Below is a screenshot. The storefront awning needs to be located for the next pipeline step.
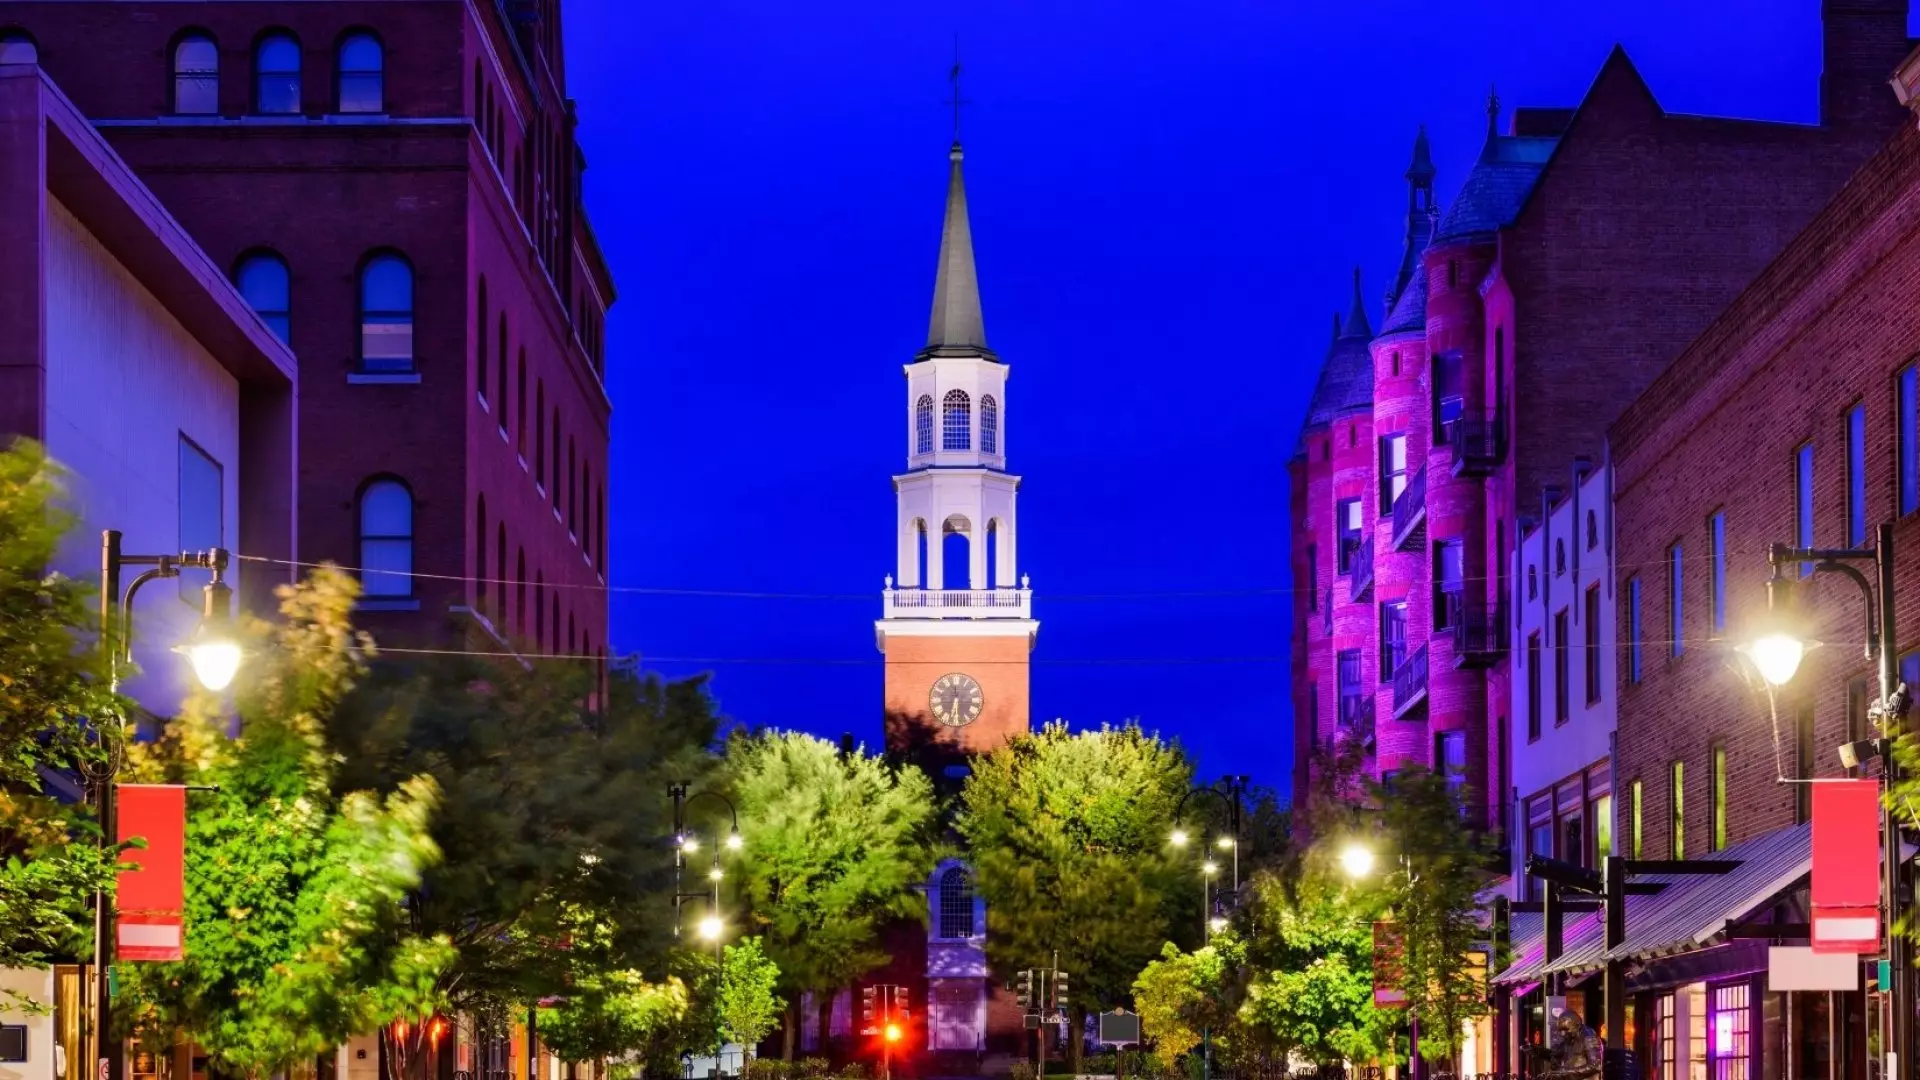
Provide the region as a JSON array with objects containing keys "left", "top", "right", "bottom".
[{"left": 1491, "top": 908, "right": 1602, "bottom": 985}]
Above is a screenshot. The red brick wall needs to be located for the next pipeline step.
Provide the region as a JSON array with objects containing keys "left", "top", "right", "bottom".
[
  {"left": 9, "top": 1, "right": 613, "bottom": 659},
  {"left": 1612, "top": 121, "right": 1920, "bottom": 855},
  {"left": 1371, "top": 330, "right": 1429, "bottom": 776},
  {"left": 883, "top": 631, "right": 1032, "bottom": 757}
]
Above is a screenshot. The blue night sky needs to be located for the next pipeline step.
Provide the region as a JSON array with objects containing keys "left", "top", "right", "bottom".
[{"left": 565, "top": 1, "right": 1880, "bottom": 797}]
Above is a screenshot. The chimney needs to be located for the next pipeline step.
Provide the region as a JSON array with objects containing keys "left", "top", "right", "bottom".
[{"left": 1823, "top": 0, "right": 1911, "bottom": 130}]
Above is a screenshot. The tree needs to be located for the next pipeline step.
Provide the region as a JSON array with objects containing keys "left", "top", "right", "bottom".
[
  {"left": 1235, "top": 857, "right": 1396, "bottom": 1066},
  {"left": 1375, "top": 767, "right": 1493, "bottom": 1067},
  {"left": 724, "top": 731, "right": 937, "bottom": 1058},
  {"left": 1132, "top": 938, "right": 1240, "bottom": 1072},
  {"left": 958, "top": 722, "right": 1194, "bottom": 1070},
  {"left": 326, "top": 659, "right": 724, "bottom": 1025},
  {"left": 0, "top": 442, "right": 127, "bottom": 1007},
  {"left": 536, "top": 970, "right": 691, "bottom": 1066},
  {"left": 717, "top": 937, "right": 782, "bottom": 1055},
  {"left": 117, "top": 569, "right": 451, "bottom": 1078}
]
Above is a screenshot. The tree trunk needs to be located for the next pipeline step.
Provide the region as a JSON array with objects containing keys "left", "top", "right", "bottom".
[
  {"left": 782, "top": 1001, "right": 798, "bottom": 1062},
  {"left": 1068, "top": 1005, "right": 1085, "bottom": 1076},
  {"left": 815, "top": 994, "right": 832, "bottom": 1060}
]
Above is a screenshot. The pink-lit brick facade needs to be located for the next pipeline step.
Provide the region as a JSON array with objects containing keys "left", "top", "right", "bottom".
[{"left": 1290, "top": 1, "right": 1912, "bottom": 856}]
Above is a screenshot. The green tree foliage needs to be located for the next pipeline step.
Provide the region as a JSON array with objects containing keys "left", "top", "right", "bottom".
[
  {"left": 117, "top": 569, "right": 450, "bottom": 1077},
  {"left": 326, "top": 659, "right": 724, "bottom": 1021},
  {"left": 536, "top": 970, "right": 691, "bottom": 1065},
  {"left": 958, "top": 723, "right": 1194, "bottom": 1034},
  {"left": 725, "top": 731, "right": 937, "bottom": 1055},
  {"left": 0, "top": 442, "right": 127, "bottom": 1005},
  {"left": 717, "top": 937, "right": 783, "bottom": 1054},
  {"left": 1235, "top": 859, "right": 1396, "bottom": 1065},
  {"left": 1132, "top": 937, "right": 1241, "bottom": 1071},
  {"left": 1374, "top": 767, "right": 1493, "bottom": 1065}
]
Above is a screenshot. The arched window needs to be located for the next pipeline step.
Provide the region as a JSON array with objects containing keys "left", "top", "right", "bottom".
[
  {"left": 535, "top": 381, "right": 546, "bottom": 487},
  {"left": 234, "top": 251, "right": 290, "bottom": 343},
  {"left": 516, "top": 348, "right": 527, "bottom": 455},
  {"left": 981, "top": 395, "right": 999, "bottom": 455},
  {"left": 1586, "top": 510, "right": 1599, "bottom": 550},
  {"left": 942, "top": 515, "right": 970, "bottom": 590},
  {"left": 495, "top": 314, "right": 509, "bottom": 424},
  {"left": 358, "top": 478, "right": 412, "bottom": 597},
  {"left": 937, "top": 867, "right": 974, "bottom": 938},
  {"left": 1555, "top": 540, "right": 1566, "bottom": 576},
  {"left": 914, "top": 394, "right": 934, "bottom": 455},
  {"left": 550, "top": 409, "right": 561, "bottom": 501},
  {"left": 584, "top": 462, "right": 595, "bottom": 564},
  {"left": 253, "top": 32, "right": 301, "bottom": 114},
  {"left": 1527, "top": 565, "right": 1538, "bottom": 600},
  {"left": 986, "top": 519, "right": 999, "bottom": 590},
  {"left": 475, "top": 494, "right": 488, "bottom": 604},
  {"left": 942, "top": 390, "right": 970, "bottom": 451},
  {"left": 172, "top": 33, "right": 219, "bottom": 115},
  {"left": 335, "top": 32, "right": 383, "bottom": 114},
  {"left": 568, "top": 438, "right": 578, "bottom": 535},
  {"left": 0, "top": 30, "right": 38, "bottom": 64},
  {"left": 915, "top": 519, "right": 929, "bottom": 588},
  {"left": 357, "top": 252, "right": 414, "bottom": 372},
  {"left": 475, "top": 276, "right": 489, "bottom": 406}
]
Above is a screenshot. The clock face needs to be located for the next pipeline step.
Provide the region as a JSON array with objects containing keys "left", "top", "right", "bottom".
[{"left": 929, "top": 673, "right": 985, "bottom": 727}]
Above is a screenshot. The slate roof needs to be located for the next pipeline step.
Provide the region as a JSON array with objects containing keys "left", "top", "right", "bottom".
[
  {"left": 1302, "top": 270, "right": 1377, "bottom": 428},
  {"left": 1433, "top": 133, "right": 1558, "bottom": 244},
  {"left": 1379, "top": 262, "right": 1429, "bottom": 336}
]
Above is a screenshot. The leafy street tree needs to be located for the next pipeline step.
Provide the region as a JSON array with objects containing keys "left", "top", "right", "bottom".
[
  {"left": 118, "top": 569, "right": 451, "bottom": 1078},
  {"left": 0, "top": 442, "right": 126, "bottom": 1007},
  {"left": 1236, "top": 858, "right": 1396, "bottom": 1065},
  {"left": 724, "top": 730, "right": 938, "bottom": 1059},
  {"left": 958, "top": 722, "right": 1194, "bottom": 1072},
  {"left": 535, "top": 969, "right": 691, "bottom": 1067},
  {"left": 717, "top": 937, "right": 783, "bottom": 1055},
  {"left": 326, "top": 658, "right": 724, "bottom": 1030},
  {"left": 1131, "top": 937, "right": 1241, "bottom": 1072},
  {"left": 1375, "top": 767, "right": 1494, "bottom": 1067}
]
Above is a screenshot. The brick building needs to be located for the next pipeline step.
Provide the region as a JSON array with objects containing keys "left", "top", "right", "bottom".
[
  {"left": 1290, "top": 1, "right": 1912, "bottom": 863},
  {"left": 1, "top": 0, "right": 615, "bottom": 665}
]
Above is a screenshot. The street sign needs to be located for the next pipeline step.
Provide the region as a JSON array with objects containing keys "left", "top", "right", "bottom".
[
  {"left": 1023, "top": 1013, "right": 1042, "bottom": 1030},
  {"left": 1097, "top": 1010, "right": 1141, "bottom": 1046}
]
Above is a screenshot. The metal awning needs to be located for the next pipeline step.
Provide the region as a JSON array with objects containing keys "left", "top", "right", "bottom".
[{"left": 1491, "top": 909, "right": 1601, "bottom": 985}]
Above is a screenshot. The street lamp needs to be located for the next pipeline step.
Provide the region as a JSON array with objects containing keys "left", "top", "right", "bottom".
[
  {"left": 697, "top": 912, "right": 724, "bottom": 942},
  {"left": 1207, "top": 915, "right": 1228, "bottom": 935},
  {"left": 1169, "top": 827, "right": 1190, "bottom": 847},
  {"left": 1339, "top": 840, "right": 1377, "bottom": 881},
  {"left": 89, "top": 531, "right": 244, "bottom": 1080},
  {"left": 669, "top": 784, "right": 743, "bottom": 953},
  {"left": 1742, "top": 528, "right": 1910, "bottom": 1076}
]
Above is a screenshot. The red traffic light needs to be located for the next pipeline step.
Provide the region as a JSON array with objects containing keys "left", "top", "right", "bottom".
[{"left": 884, "top": 1024, "right": 902, "bottom": 1043}]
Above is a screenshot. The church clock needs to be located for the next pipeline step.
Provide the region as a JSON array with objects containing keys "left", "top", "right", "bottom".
[{"left": 929, "top": 673, "right": 984, "bottom": 727}]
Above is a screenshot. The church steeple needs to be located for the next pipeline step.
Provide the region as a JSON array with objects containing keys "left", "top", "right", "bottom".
[
  {"left": 1387, "top": 127, "right": 1438, "bottom": 313},
  {"left": 923, "top": 142, "right": 994, "bottom": 360}
]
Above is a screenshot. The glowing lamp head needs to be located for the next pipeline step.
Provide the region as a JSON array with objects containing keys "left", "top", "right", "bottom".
[
  {"left": 697, "top": 913, "right": 723, "bottom": 941},
  {"left": 708, "top": 866, "right": 724, "bottom": 882},
  {"left": 681, "top": 835, "right": 700, "bottom": 854},
  {"left": 1741, "top": 632, "right": 1808, "bottom": 688},
  {"left": 177, "top": 578, "right": 243, "bottom": 691},
  {"left": 1216, "top": 836, "right": 1235, "bottom": 850},
  {"left": 1201, "top": 860, "right": 1219, "bottom": 876},
  {"left": 1339, "top": 841, "right": 1377, "bottom": 880},
  {"left": 885, "top": 1024, "right": 902, "bottom": 1043},
  {"left": 726, "top": 830, "right": 744, "bottom": 851},
  {"left": 1169, "top": 828, "right": 1189, "bottom": 848},
  {"left": 1208, "top": 916, "right": 1228, "bottom": 935}
]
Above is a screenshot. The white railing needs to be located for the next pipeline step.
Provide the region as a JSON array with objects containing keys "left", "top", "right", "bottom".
[{"left": 883, "top": 586, "right": 1033, "bottom": 620}]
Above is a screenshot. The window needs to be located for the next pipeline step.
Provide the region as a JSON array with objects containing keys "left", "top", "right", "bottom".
[
  {"left": 234, "top": 252, "right": 290, "bottom": 343},
  {"left": 1669, "top": 760, "right": 1685, "bottom": 859},
  {"left": 178, "top": 436, "right": 223, "bottom": 604},
  {"left": 172, "top": 33, "right": 219, "bottom": 115},
  {"left": 941, "top": 390, "right": 970, "bottom": 451},
  {"left": 1710, "top": 746, "right": 1727, "bottom": 851},
  {"left": 1337, "top": 649, "right": 1363, "bottom": 726},
  {"left": 1710, "top": 983, "right": 1752, "bottom": 1080},
  {"left": 0, "top": 30, "right": 37, "bottom": 64},
  {"left": 1587, "top": 510, "right": 1598, "bottom": 550},
  {"left": 1630, "top": 780, "right": 1643, "bottom": 859},
  {"left": 1435, "top": 730, "right": 1466, "bottom": 798},
  {"left": 981, "top": 395, "right": 999, "bottom": 455},
  {"left": 1794, "top": 442, "right": 1814, "bottom": 577},
  {"left": 357, "top": 252, "right": 414, "bottom": 372},
  {"left": 1900, "top": 364, "right": 1918, "bottom": 516},
  {"left": 1434, "top": 539, "right": 1462, "bottom": 629},
  {"left": 1668, "top": 543, "right": 1684, "bottom": 657},
  {"left": 1709, "top": 510, "right": 1726, "bottom": 636},
  {"left": 516, "top": 350, "right": 527, "bottom": 455},
  {"left": 1594, "top": 792, "right": 1614, "bottom": 861},
  {"left": 476, "top": 277, "right": 489, "bottom": 406},
  {"left": 1433, "top": 353, "right": 1463, "bottom": 444},
  {"left": 1381, "top": 600, "right": 1406, "bottom": 680},
  {"left": 1380, "top": 433, "right": 1408, "bottom": 509},
  {"left": 1526, "top": 632, "right": 1542, "bottom": 741},
  {"left": 1526, "top": 795, "right": 1553, "bottom": 899},
  {"left": 1446, "top": 260, "right": 1457, "bottom": 290},
  {"left": 1337, "top": 499, "right": 1362, "bottom": 573},
  {"left": 1528, "top": 564, "right": 1538, "bottom": 600},
  {"left": 336, "top": 32, "right": 383, "bottom": 114},
  {"left": 535, "top": 381, "right": 546, "bottom": 483},
  {"left": 497, "top": 315, "right": 509, "bottom": 421},
  {"left": 253, "top": 33, "right": 301, "bottom": 114},
  {"left": 1585, "top": 585, "right": 1602, "bottom": 705},
  {"left": 1846, "top": 403, "right": 1866, "bottom": 547},
  {"left": 1555, "top": 539, "right": 1566, "bottom": 577},
  {"left": 1305, "top": 545, "right": 1317, "bottom": 611},
  {"left": 1652, "top": 993, "right": 1676, "bottom": 1080},
  {"left": 1554, "top": 608, "right": 1570, "bottom": 724},
  {"left": 358, "top": 478, "right": 413, "bottom": 597},
  {"left": 1628, "top": 576, "right": 1643, "bottom": 683},
  {"left": 937, "top": 867, "right": 974, "bottom": 938}
]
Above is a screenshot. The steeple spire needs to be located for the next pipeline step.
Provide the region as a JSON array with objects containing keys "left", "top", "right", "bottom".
[
  {"left": 1340, "top": 267, "right": 1372, "bottom": 339},
  {"left": 1388, "top": 126, "right": 1438, "bottom": 311},
  {"left": 1483, "top": 84, "right": 1502, "bottom": 153},
  {"left": 1407, "top": 124, "right": 1435, "bottom": 183},
  {"left": 923, "top": 142, "right": 992, "bottom": 358}
]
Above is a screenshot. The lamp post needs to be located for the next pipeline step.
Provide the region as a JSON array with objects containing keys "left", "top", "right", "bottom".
[
  {"left": 668, "top": 783, "right": 742, "bottom": 957},
  {"left": 1742, "top": 526, "right": 1909, "bottom": 1079},
  {"left": 89, "top": 530, "right": 243, "bottom": 1080},
  {"left": 1171, "top": 776, "right": 1249, "bottom": 931},
  {"left": 1340, "top": 839, "right": 1424, "bottom": 1078}
]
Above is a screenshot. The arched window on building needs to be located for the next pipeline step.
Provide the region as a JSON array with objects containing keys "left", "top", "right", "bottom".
[
  {"left": 942, "top": 515, "right": 970, "bottom": 590},
  {"left": 253, "top": 32, "right": 301, "bottom": 114},
  {"left": 172, "top": 32, "right": 219, "bottom": 115},
  {"left": 937, "top": 867, "right": 974, "bottom": 939},
  {"left": 1587, "top": 510, "right": 1599, "bottom": 550},
  {"left": 535, "top": 380, "right": 547, "bottom": 486},
  {"left": 495, "top": 314, "right": 509, "bottom": 425},
  {"left": 915, "top": 394, "right": 934, "bottom": 455},
  {"left": 516, "top": 348, "right": 528, "bottom": 456},
  {"left": 1555, "top": 540, "right": 1567, "bottom": 577},
  {"left": 357, "top": 251, "right": 414, "bottom": 372},
  {"left": 234, "top": 251, "right": 291, "bottom": 343},
  {"left": 981, "top": 395, "right": 999, "bottom": 455},
  {"left": 335, "top": 31, "right": 383, "bottom": 114},
  {"left": 915, "top": 519, "right": 929, "bottom": 588},
  {"left": 986, "top": 520, "right": 999, "bottom": 590},
  {"left": 0, "top": 30, "right": 39, "bottom": 64},
  {"left": 357, "top": 478, "right": 413, "bottom": 597},
  {"left": 476, "top": 276, "right": 489, "bottom": 407},
  {"left": 942, "top": 390, "right": 970, "bottom": 452}
]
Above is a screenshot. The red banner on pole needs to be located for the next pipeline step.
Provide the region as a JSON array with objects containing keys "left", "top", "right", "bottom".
[
  {"left": 1812, "top": 778, "right": 1880, "bottom": 955},
  {"left": 1372, "top": 921, "right": 1407, "bottom": 1007},
  {"left": 115, "top": 784, "right": 186, "bottom": 962}
]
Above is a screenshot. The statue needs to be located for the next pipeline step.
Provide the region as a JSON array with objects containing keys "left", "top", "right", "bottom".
[{"left": 1537, "top": 1011, "right": 1604, "bottom": 1080}]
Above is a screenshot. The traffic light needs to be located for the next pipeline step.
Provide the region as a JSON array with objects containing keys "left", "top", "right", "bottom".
[
  {"left": 1016, "top": 969, "right": 1033, "bottom": 1010},
  {"left": 1054, "top": 970, "right": 1069, "bottom": 1013},
  {"left": 891, "top": 985, "right": 911, "bottom": 1022},
  {"left": 884, "top": 1023, "right": 902, "bottom": 1044},
  {"left": 861, "top": 986, "right": 877, "bottom": 1024}
]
